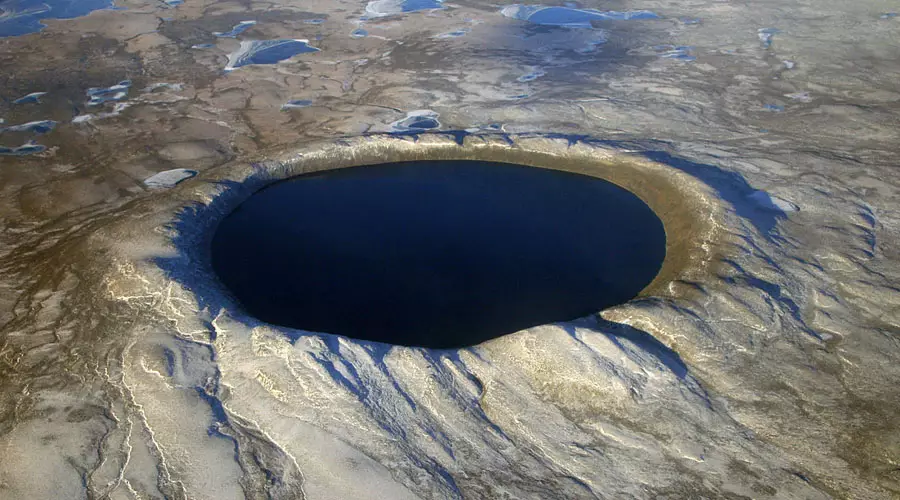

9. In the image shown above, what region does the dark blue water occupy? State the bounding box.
[400,0,442,13]
[241,41,316,66]
[0,0,114,37]
[394,116,439,131]
[227,40,319,70]
[211,160,666,348]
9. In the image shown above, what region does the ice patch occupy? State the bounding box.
[500,5,658,28]
[654,45,695,61]
[1,120,57,134]
[785,91,811,102]
[0,142,45,155]
[762,104,785,112]
[72,102,131,123]
[281,99,313,110]
[758,28,779,48]
[434,29,468,38]
[13,91,47,104]
[0,0,115,37]
[224,39,319,71]
[390,110,440,131]
[213,20,256,38]
[517,70,545,82]
[87,80,132,106]
[365,0,444,18]
[144,168,198,189]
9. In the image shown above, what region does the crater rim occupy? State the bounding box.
[148,133,726,345]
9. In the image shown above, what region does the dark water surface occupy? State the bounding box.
[211,160,666,348]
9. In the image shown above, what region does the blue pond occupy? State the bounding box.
[211,160,666,348]
[0,0,114,37]
[214,20,256,38]
[225,39,319,70]
[13,91,47,104]
[1,119,57,134]
[87,80,131,106]
[394,116,438,130]
[365,0,443,17]
[391,111,440,131]
[399,0,442,12]
[0,142,45,155]
[501,5,658,28]
[281,99,313,110]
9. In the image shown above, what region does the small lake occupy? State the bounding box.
[211,160,666,348]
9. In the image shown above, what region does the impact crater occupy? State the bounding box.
[154,134,724,350]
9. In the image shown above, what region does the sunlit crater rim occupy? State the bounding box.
[154,133,727,347]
